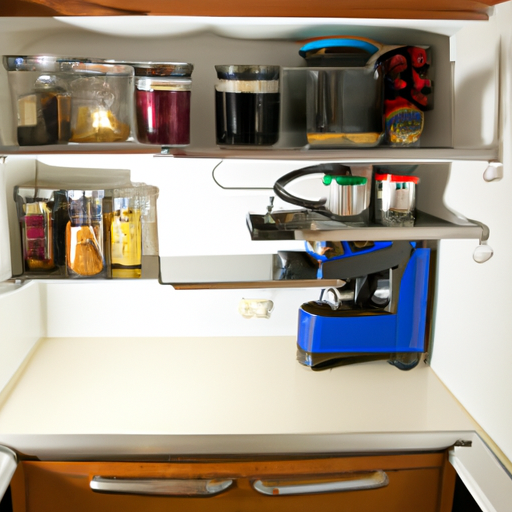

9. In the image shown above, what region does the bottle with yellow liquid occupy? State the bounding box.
[111,190,142,279]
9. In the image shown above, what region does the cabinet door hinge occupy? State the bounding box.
[453,440,473,448]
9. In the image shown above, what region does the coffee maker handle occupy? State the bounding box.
[273,163,352,210]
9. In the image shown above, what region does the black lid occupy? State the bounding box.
[215,65,280,81]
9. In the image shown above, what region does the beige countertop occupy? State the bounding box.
[0,337,477,460]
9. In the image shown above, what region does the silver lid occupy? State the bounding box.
[135,76,192,91]
[103,60,193,77]
[3,55,133,76]
[3,55,86,72]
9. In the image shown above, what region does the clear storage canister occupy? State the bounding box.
[3,55,78,146]
[298,38,384,148]
[215,65,280,146]
[68,62,133,143]
[375,173,420,227]
[132,62,193,146]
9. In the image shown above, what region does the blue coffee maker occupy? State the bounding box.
[297,240,430,370]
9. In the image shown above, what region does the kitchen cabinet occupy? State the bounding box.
[9,453,455,512]
[0,2,512,512]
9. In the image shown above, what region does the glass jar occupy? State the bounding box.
[131,62,193,146]
[3,55,78,146]
[66,190,105,277]
[375,174,420,227]
[14,185,58,274]
[214,65,280,146]
[68,62,133,143]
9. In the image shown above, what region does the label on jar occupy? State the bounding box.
[392,185,411,212]
[17,94,38,127]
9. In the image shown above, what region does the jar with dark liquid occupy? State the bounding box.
[214,65,280,146]
[131,62,193,146]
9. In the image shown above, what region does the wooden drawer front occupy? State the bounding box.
[12,452,455,512]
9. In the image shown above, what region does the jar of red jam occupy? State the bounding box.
[132,62,193,146]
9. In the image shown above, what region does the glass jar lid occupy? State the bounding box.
[135,76,192,91]
[3,55,133,76]
[113,61,193,77]
[3,55,88,72]
[215,65,280,81]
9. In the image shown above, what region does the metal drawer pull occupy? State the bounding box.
[253,471,388,496]
[90,476,233,496]
[0,446,17,502]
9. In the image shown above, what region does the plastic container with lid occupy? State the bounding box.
[214,65,280,146]
[298,38,384,148]
[375,173,420,227]
[3,55,134,145]
[130,62,193,146]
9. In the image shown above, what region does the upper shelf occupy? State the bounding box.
[0,15,500,162]
[0,145,500,163]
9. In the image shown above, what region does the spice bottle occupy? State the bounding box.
[66,191,105,277]
[111,188,142,278]
[21,201,54,271]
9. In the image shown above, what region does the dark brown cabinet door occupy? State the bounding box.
[11,452,456,512]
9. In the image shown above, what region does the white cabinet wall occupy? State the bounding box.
[431,4,512,463]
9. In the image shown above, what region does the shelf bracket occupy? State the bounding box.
[465,218,493,263]
[483,160,503,182]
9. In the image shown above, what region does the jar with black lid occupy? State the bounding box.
[214,65,280,146]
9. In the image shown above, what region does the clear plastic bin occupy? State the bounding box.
[306,67,384,147]
[14,182,158,279]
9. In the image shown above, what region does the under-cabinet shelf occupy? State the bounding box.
[247,210,485,242]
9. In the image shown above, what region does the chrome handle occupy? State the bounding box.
[90,476,233,496]
[253,471,388,496]
[0,446,17,502]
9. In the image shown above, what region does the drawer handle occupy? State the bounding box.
[252,471,388,496]
[90,476,233,496]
